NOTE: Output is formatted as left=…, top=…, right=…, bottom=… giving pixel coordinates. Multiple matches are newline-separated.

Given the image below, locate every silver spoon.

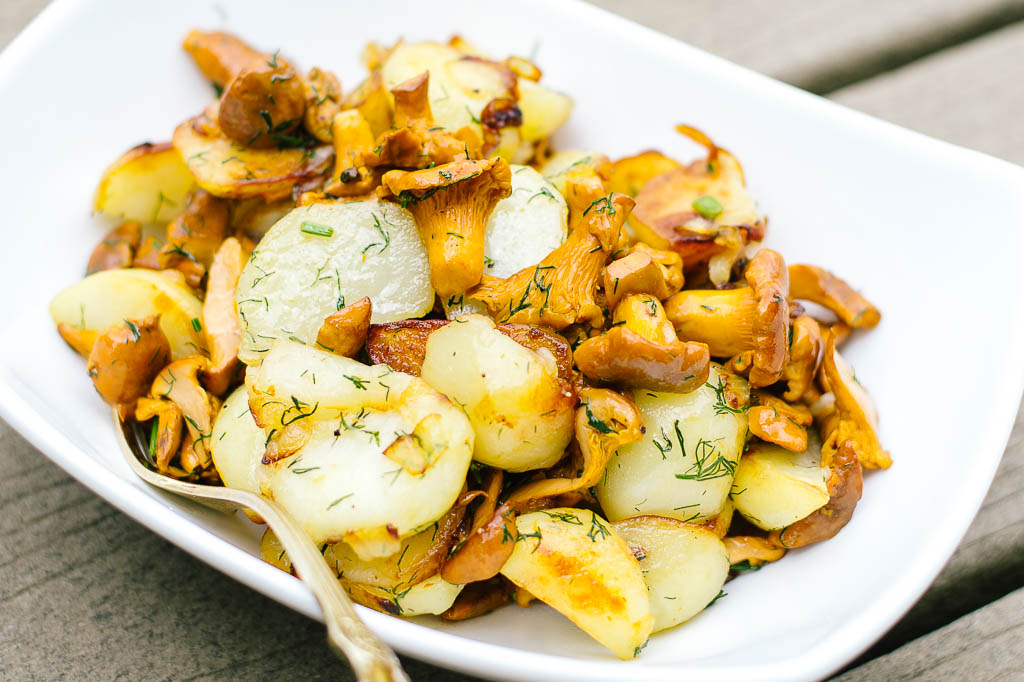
left=113, top=412, right=409, bottom=682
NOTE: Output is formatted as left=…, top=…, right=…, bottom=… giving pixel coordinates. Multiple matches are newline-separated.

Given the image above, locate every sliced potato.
left=235, top=202, right=434, bottom=365
left=612, top=516, right=729, bottom=632
left=252, top=341, right=474, bottom=551
left=379, top=42, right=508, bottom=137
left=93, top=142, right=195, bottom=224
left=500, top=508, right=652, bottom=660
left=260, top=527, right=464, bottom=616
left=49, top=268, right=206, bottom=360
left=516, top=78, right=572, bottom=143
left=596, top=366, right=748, bottom=523
left=378, top=42, right=571, bottom=160
left=173, top=115, right=333, bottom=201
left=211, top=385, right=265, bottom=495
left=420, top=315, right=574, bottom=472
left=485, top=165, right=567, bottom=279
left=730, top=440, right=830, bottom=530
left=346, top=573, right=464, bottom=617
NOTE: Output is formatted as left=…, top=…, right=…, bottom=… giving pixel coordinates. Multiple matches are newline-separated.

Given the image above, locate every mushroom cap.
left=379, top=157, right=512, bottom=297
left=87, top=315, right=171, bottom=419
left=789, top=263, right=881, bottom=328
left=574, top=325, right=710, bottom=393
left=218, top=55, right=307, bottom=149
left=744, top=248, right=790, bottom=388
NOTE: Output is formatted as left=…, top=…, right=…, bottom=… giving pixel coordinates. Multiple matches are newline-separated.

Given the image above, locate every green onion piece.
left=148, top=419, right=159, bottom=460
left=300, top=221, right=334, bottom=237
left=191, top=318, right=202, bottom=332
left=692, top=195, right=723, bottom=219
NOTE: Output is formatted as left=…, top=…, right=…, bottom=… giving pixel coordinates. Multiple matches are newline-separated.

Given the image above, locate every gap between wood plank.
left=812, top=8, right=1024, bottom=94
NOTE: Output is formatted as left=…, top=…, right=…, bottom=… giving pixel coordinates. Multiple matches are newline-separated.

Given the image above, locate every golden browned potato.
left=50, top=268, right=206, bottom=360
left=93, top=142, right=195, bottom=224
left=219, top=55, right=307, bottom=148
left=173, top=114, right=333, bottom=201
left=500, top=508, right=653, bottom=659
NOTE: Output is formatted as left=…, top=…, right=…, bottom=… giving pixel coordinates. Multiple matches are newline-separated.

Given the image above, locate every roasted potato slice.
left=420, top=315, right=575, bottom=472
left=251, top=341, right=474, bottom=555
left=173, top=115, right=332, bottom=201
left=94, top=142, right=195, bottom=224
left=731, top=440, right=830, bottom=531
left=596, top=366, right=748, bottom=523
left=612, top=516, right=729, bottom=632
left=50, top=268, right=206, bottom=360
left=211, top=385, right=266, bottom=496
left=500, top=508, right=653, bottom=660
left=235, top=202, right=435, bottom=365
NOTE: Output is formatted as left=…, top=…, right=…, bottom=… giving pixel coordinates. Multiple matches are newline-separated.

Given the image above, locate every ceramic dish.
left=2, top=0, right=1023, bottom=679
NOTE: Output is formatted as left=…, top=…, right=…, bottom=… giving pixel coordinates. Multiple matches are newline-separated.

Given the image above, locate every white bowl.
left=1, top=0, right=1022, bottom=679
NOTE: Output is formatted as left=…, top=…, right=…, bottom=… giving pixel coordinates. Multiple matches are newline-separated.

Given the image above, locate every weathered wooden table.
left=2, top=1, right=1022, bottom=679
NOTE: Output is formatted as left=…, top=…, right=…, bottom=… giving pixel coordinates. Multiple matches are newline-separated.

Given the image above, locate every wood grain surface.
left=1, top=1, right=1022, bottom=680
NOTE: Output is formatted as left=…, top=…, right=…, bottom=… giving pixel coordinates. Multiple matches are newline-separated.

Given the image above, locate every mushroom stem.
left=380, top=158, right=512, bottom=297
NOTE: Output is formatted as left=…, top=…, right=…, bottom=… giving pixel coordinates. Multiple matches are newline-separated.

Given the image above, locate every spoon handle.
left=247, top=496, right=409, bottom=682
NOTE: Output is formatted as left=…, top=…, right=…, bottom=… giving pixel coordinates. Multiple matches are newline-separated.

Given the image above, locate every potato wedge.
left=173, top=115, right=333, bottom=201
left=612, top=516, right=729, bottom=632
left=235, top=202, right=435, bottom=365
left=731, top=440, right=830, bottom=530
left=420, top=315, right=574, bottom=472
left=211, top=385, right=266, bottom=495
left=500, top=508, right=652, bottom=660
left=49, top=268, right=206, bottom=360
left=596, top=366, right=748, bottom=523
left=93, top=142, right=195, bottom=224
left=252, top=341, right=474, bottom=553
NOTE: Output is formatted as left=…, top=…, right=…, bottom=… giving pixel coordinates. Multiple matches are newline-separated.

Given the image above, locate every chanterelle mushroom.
left=151, top=356, right=216, bottom=470
left=303, top=67, right=343, bottom=143
left=574, top=294, right=710, bottom=393
left=324, top=109, right=377, bottom=197
left=159, top=188, right=230, bottom=287
left=87, top=221, right=141, bottom=275
left=631, top=125, right=765, bottom=287
left=789, top=263, right=881, bottom=328
left=316, top=296, right=372, bottom=358
left=781, top=315, right=823, bottom=402
left=770, top=439, right=863, bottom=548
left=134, top=396, right=184, bottom=471
left=182, top=29, right=263, bottom=88
left=379, top=157, right=511, bottom=297
left=87, top=316, right=171, bottom=419
left=665, top=248, right=790, bottom=387
left=470, top=176, right=633, bottom=330
left=201, top=237, right=246, bottom=395
left=817, top=330, right=891, bottom=469
left=365, top=72, right=483, bottom=170
left=218, top=53, right=307, bottom=149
